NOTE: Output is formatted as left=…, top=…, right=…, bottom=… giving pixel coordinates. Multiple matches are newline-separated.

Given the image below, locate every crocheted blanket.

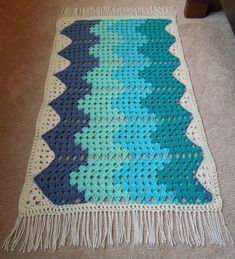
left=3, top=7, right=232, bottom=252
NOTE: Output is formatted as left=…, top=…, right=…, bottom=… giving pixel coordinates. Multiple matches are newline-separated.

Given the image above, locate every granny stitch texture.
left=34, top=19, right=213, bottom=206
left=4, top=9, right=233, bottom=251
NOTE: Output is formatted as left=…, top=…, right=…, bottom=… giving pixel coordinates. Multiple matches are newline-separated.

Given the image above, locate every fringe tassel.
left=59, top=6, right=176, bottom=18
left=2, top=210, right=233, bottom=252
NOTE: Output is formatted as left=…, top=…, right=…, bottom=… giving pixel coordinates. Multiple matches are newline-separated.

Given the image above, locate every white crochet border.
left=18, top=7, right=222, bottom=217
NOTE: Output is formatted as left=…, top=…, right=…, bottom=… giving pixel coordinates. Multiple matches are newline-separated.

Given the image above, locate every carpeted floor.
left=0, top=0, right=234, bottom=258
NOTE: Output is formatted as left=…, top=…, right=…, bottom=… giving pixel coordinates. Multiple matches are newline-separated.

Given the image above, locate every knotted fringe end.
left=59, top=6, right=176, bottom=18
left=3, top=210, right=233, bottom=252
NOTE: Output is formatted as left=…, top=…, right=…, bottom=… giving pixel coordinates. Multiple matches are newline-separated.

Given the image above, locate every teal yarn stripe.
left=137, top=19, right=212, bottom=204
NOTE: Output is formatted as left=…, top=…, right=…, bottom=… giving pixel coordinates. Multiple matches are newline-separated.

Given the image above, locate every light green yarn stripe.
left=71, top=20, right=130, bottom=204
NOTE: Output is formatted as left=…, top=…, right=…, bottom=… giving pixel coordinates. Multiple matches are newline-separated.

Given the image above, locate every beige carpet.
left=0, top=0, right=235, bottom=258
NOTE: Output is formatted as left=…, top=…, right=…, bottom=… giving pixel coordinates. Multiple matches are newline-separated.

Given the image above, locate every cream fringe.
left=2, top=210, right=233, bottom=252
left=59, top=6, right=176, bottom=18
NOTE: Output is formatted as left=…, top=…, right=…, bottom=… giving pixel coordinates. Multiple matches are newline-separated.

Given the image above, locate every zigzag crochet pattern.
left=3, top=7, right=232, bottom=252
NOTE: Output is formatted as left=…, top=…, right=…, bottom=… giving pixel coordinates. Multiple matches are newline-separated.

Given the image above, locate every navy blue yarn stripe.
left=34, top=20, right=100, bottom=205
